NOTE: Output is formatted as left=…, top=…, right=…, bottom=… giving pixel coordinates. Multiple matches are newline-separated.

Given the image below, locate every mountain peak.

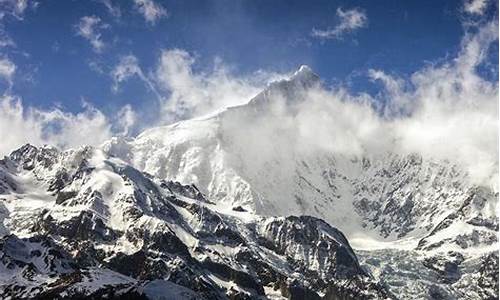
left=289, top=64, right=320, bottom=85
left=295, top=65, right=314, bottom=76
left=264, top=64, right=320, bottom=93
left=235, top=65, right=320, bottom=111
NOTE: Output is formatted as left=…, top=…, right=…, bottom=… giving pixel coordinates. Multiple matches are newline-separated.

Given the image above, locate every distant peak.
left=296, top=65, right=313, bottom=74
left=289, top=65, right=320, bottom=85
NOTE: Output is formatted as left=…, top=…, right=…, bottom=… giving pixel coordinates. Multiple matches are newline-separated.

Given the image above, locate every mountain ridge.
left=0, top=144, right=391, bottom=299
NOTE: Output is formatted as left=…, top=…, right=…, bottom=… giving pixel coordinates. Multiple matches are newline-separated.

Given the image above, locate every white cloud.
left=153, top=49, right=287, bottom=122
left=111, top=55, right=142, bottom=91
left=0, top=95, right=117, bottom=156
left=304, top=19, right=497, bottom=186
left=0, top=0, right=31, bottom=20
left=115, top=104, right=136, bottom=136
left=0, top=56, right=15, bottom=85
left=312, top=7, right=368, bottom=40
left=75, top=16, right=108, bottom=53
left=111, top=54, right=158, bottom=95
left=213, top=17, right=498, bottom=191
left=0, top=31, right=14, bottom=47
left=133, top=0, right=167, bottom=25
left=0, top=0, right=35, bottom=47
left=463, top=0, right=488, bottom=15
left=110, top=49, right=286, bottom=124
left=98, top=0, right=121, bottom=18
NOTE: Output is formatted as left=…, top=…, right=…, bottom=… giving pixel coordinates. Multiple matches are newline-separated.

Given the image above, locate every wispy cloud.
left=463, top=0, right=488, bottom=15
left=75, top=16, right=109, bottom=53
left=110, top=49, right=287, bottom=124
left=111, top=54, right=158, bottom=95
left=0, top=0, right=36, bottom=47
left=0, top=0, right=33, bottom=20
left=115, top=104, right=136, bottom=136
left=0, top=56, right=15, bottom=85
left=312, top=7, right=367, bottom=40
left=133, top=0, right=167, bottom=25
left=98, top=0, right=121, bottom=18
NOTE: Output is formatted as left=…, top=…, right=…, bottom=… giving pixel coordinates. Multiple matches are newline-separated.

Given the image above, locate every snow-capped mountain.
left=0, top=66, right=498, bottom=299
left=104, top=65, right=497, bottom=249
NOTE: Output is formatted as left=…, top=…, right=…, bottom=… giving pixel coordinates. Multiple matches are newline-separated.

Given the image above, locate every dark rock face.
left=422, top=252, right=464, bottom=284
left=0, top=235, right=201, bottom=300
left=282, top=281, right=322, bottom=300
left=36, top=210, right=119, bottom=242
left=258, top=216, right=363, bottom=279
left=8, top=144, right=58, bottom=171
left=257, top=216, right=391, bottom=299
left=160, top=180, right=208, bottom=203
left=55, top=190, right=78, bottom=204
left=477, top=252, right=499, bottom=300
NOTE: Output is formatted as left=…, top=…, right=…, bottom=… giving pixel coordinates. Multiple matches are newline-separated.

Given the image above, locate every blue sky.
left=1, top=0, right=496, bottom=115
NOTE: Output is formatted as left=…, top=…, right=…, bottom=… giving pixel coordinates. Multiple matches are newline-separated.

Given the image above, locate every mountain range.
left=0, top=66, right=497, bottom=299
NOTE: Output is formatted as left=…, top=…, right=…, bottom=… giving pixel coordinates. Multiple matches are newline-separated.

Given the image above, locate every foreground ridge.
left=0, top=144, right=390, bottom=299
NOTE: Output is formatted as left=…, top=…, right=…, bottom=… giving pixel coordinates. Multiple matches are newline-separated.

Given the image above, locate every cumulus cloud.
left=0, top=95, right=118, bottom=156
left=75, top=16, right=109, bottom=53
left=133, top=0, right=167, bottom=25
left=389, top=20, right=498, bottom=185
left=312, top=7, right=368, bottom=40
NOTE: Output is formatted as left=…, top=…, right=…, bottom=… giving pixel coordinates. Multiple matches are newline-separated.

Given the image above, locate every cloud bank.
left=223, top=18, right=498, bottom=187
left=0, top=95, right=115, bottom=155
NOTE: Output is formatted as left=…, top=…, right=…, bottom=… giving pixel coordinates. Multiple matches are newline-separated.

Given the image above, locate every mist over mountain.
left=0, top=0, right=498, bottom=299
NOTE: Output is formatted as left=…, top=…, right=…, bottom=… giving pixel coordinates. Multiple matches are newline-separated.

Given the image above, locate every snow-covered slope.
left=104, top=66, right=497, bottom=247
left=0, top=144, right=390, bottom=299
